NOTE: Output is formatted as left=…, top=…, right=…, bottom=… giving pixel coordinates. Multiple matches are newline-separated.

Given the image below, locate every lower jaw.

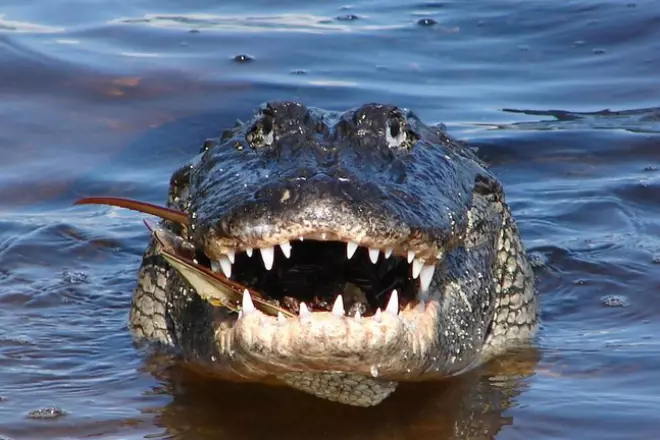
left=210, top=300, right=442, bottom=381
left=279, top=371, right=399, bottom=407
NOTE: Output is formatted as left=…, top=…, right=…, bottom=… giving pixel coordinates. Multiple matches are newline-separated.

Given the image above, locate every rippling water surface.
left=1, top=1, right=660, bottom=439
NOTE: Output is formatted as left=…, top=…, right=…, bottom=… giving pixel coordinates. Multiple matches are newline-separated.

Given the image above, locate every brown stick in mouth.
left=74, top=196, right=189, bottom=226
left=74, top=196, right=293, bottom=317
left=144, top=219, right=294, bottom=318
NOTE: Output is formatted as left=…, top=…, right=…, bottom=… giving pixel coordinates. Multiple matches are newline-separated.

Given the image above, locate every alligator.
left=76, top=101, right=538, bottom=407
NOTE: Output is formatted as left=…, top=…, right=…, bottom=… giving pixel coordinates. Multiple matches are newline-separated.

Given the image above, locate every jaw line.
left=212, top=299, right=442, bottom=381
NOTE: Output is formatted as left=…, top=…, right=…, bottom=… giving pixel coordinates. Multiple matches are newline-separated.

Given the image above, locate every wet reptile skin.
left=128, top=102, right=539, bottom=406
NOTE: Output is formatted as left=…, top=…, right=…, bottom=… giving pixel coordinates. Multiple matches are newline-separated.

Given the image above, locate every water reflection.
left=110, top=13, right=406, bottom=33
left=0, top=15, right=64, bottom=34
left=488, top=107, right=660, bottom=134
left=145, top=348, right=539, bottom=440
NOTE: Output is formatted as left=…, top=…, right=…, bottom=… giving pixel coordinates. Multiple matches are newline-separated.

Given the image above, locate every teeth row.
left=211, top=241, right=436, bottom=292
left=344, top=243, right=434, bottom=291
left=240, top=289, right=406, bottom=321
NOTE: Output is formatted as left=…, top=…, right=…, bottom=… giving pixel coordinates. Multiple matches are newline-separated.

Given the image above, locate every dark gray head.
left=179, top=101, right=492, bottom=316
left=78, top=101, right=535, bottom=407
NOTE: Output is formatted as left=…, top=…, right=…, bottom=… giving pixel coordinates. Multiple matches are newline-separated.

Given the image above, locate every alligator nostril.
left=254, top=186, right=276, bottom=200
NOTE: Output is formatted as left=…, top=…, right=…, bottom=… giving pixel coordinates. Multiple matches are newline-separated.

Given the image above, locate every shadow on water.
left=494, top=106, right=660, bottom=134
left=142, top=347, right=540, bottom=440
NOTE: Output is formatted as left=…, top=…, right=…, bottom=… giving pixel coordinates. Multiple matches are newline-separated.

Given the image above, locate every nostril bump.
left=254, top=187, right=275, bottom=200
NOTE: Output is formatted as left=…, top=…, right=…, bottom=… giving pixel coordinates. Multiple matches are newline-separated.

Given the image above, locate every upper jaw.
left=201, top=227, right=445, bottom=262
left=190, top=174, right=464, bottom=269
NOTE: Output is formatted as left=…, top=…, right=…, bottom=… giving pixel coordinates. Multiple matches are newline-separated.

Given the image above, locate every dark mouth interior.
left=197, top=240, right=419, bottom=316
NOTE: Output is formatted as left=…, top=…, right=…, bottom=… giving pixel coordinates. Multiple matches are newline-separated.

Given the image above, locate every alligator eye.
left=262, top=116, right=274, bottom=146
left=390, top=119, right=400, bottom=138
left=246, top=115, right=274, bottom=148
left=386, top=118, right=407, bottom=148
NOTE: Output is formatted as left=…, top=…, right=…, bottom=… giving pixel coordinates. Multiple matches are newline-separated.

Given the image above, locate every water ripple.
left=0, top=14, right=65, bottom=34
left=110, top=13, right=407, bottom=33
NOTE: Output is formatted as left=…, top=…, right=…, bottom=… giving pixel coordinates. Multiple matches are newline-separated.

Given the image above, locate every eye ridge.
left=386, top=116, right=414, bottom=150
left=246, top=115, right=275, bottom=148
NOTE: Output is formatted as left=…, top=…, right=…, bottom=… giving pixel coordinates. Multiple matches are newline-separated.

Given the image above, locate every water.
left=1, top=1, right=660, bottom=438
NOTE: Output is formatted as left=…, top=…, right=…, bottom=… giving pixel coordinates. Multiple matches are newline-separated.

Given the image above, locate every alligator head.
left=77, top=101, right=538, bottom=406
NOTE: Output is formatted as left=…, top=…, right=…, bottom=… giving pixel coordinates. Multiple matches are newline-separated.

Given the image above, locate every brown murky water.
left=2, top=1, right=660, bottom=439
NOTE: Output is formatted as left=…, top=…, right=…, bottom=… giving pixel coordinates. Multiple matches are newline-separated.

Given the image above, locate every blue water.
left=1, top=1, right=660, bottom=439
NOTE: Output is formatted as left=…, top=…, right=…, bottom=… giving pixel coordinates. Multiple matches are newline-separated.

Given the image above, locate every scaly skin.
left=128, top=102, right=538, bottom=406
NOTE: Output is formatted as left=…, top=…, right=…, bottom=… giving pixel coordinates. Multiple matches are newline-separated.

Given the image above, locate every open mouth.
left=199, top=235, right=438, bottom=318
left=74, top=197, right=440, bottom=320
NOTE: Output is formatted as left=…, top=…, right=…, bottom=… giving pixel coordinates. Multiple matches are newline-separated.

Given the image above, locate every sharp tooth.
left=245, top=247, right=253, bottom=257
left=384, top=247, right=393, bottom=258
left=346, top=241, right=358, bottom=259
left=385, top=289, right=399, bottom=315
left=419, top=264, right=435, bottom=292
left=226, top=249, right=235, bottom=264
left=210, top=260, right=221, bottom=273
left=412, top=258, right=424, bottom=279
left=260, top=246, right=275, bottom=270
left=298, top=236, right=304, bottom=241
left=407, top=250, right=416, bottom=263
left=374, top=308, right=382, bottom=322
left=238, top=310, right=243, bottom=319
left=277, top=311, right=286, bottom=324
left=242, top=289, right=255, bottom=314
left=299, top=302, right=311, bottom=318
left=368, top=248, right=380, bottom=264
left=321, top=233, right=327, bottom=240
left=218, top=255, right=232, bottom=278
left=279, top=241, right=292, bottom=259
left=332, top=294, right=345, bottom=317
left=354, top=309, right=362, bottom=320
